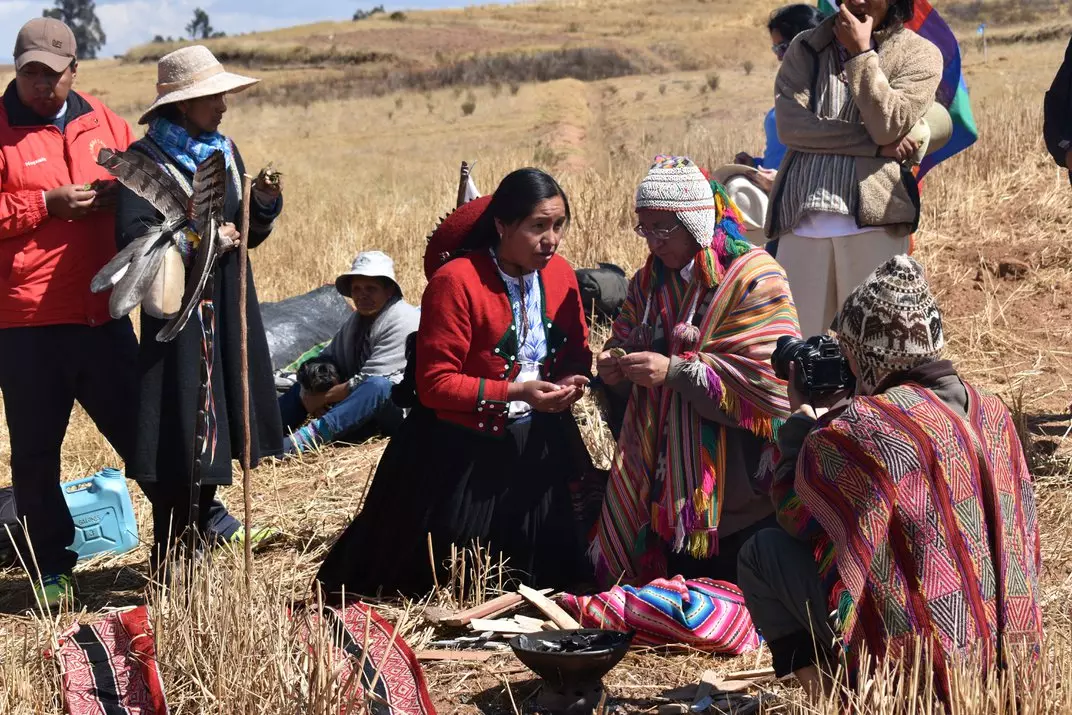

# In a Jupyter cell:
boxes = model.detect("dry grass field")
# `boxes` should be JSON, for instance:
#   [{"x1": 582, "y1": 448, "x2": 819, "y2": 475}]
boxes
[{"x1": 1, "y1": 0, "x2": 1072, "y2": 712}]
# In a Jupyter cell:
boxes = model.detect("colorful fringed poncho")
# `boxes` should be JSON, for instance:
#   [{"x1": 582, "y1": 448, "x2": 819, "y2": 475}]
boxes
[
  {"x1": 589, "y1": 182, "x2": 799, "y2": 584},
  {"x1": 776, "y1": 381, "x2": 1044, "y2": 696}
]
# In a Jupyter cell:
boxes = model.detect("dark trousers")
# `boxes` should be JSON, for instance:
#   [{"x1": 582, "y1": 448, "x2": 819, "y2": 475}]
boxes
[
  {"x1": 665, "y1": 513, "x2": 779, "y2": 585},
  {"x1": 737, "y1": 528, "x2": 840, "y2": 677},
  {"x1": 0, "y1": 320, "x2": 139, "y2": 575}
]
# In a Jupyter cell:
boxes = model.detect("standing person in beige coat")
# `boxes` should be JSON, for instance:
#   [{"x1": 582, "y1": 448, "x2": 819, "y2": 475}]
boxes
[{"x1": 765, "y1": 0, "x2": 942, "y2": 338}]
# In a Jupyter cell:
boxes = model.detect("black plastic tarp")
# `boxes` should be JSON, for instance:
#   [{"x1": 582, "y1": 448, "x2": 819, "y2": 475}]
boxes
[{"x1": 260, "y1": 285, "x2": 354, "y2": 371}]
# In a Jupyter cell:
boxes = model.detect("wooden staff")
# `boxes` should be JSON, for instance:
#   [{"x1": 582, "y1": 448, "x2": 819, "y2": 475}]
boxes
[{"x1": 238, "y1": 173, "x2": 254, "y2": 591}]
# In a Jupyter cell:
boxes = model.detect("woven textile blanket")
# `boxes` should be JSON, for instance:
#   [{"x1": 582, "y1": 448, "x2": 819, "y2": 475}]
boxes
[
  {"x1": 52, "y1": 605, "x2": 168, "y2": 715},
  {"x1": 294, "y1": 602, "x2": 437, "y2": 715},
  {"x1": 559, "y1": 576, "x2": 760, "y2": 654}
]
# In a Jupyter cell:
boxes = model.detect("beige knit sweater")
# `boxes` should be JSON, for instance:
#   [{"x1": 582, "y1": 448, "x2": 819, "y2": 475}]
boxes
[{"x1": 765, "y1": 17, "x2": 943, "y2": 239}]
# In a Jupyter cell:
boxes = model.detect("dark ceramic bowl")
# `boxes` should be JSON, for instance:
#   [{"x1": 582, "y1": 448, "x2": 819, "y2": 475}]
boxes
[{"x1": 508, "y1": 629, "x2": 634, "y2": 689}]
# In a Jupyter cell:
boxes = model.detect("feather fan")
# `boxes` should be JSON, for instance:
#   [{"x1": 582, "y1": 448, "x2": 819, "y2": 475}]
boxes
[{"x1": 96, "y1": 147, "x2": 188, "y2": 221}]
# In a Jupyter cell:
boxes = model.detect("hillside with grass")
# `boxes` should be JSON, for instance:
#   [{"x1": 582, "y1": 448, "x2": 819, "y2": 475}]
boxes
[{"x1": 1, "y1": 0, "x2": 1071, "y2": 712}]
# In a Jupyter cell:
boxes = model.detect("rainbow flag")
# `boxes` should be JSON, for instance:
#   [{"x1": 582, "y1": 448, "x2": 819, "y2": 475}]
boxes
[{"x1": 817, "y1": 0, "x2": 978, "y2": 178}]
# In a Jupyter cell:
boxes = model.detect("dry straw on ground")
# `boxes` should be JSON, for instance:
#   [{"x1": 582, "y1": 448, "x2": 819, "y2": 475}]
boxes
[{"x1": 1, "y1": 0, "x2": 1071, "y2": 711}]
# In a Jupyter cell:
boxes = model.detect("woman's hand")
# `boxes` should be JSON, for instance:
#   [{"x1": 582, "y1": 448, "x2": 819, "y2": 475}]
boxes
[
  {"x1": 512, "y1": 380, "x2": 576, "y2": 413},
  {"x1": 879, "y1": 135, "x2": 920, "y2": 162},
  {"x1": 596, "y1": 350, "x2": 626, "y2": 385},
  {"x1": 618, "y1": 351, "x2": 670, "y2": 388},
  {"x1": 253, "y1": 165, "x2": 283, "y2": 205},
  {"x1": 734, "y1": 152, "x2": 756, "y2": 167},
  {"x1": 755, "y1": 167, "x2": 777, "y2": 193},
  {"x1": 788, "y1": 364, "x2": 851, "y2": 418},
  {"x1": 217, "y1": 222, "x2": 242, "y2": 252},
  {"x1": 833, "y1": 4, "x2": 873, "y2": 57}
]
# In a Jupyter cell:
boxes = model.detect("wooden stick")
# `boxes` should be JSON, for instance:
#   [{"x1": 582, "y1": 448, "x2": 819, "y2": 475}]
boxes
[
  {"x1": 416, "y1": 649, "x2": 496, "y2": 663},
  {"x1": 238, "y1": 173, "x2": 253, "y2": 592},
  {"x1": 424, "y1": 589, "x2": 552, "y2": 627},
  {"x1": 724, "y1": 667, "x2": 775, "y2": 681},
  {"x1": 517, "y1": 584, "x2": 580, "y2": 630},
  {"x1": 468, "y1": 618, "x2": 541, "y2": 635}
]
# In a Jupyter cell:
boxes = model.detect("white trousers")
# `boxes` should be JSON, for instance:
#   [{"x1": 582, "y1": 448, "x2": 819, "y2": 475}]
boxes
[{"x1": 778, "y1": 229, "x2": 910, "y2": 338}]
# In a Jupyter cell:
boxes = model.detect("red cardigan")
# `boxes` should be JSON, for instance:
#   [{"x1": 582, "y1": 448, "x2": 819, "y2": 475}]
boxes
[{"x1": 416, "y1": 251, "x2": 591, "y2": 435}]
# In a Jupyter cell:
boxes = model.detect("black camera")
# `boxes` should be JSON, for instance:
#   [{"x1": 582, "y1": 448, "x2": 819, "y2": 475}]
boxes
[{"x1": 771, "y1": 335, "x2": 856, "y2": 397}]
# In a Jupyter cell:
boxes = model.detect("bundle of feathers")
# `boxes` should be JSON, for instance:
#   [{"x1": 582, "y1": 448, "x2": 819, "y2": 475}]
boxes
[{"x1": 90, "y1": 146, "x2": 230, "y2": 343}]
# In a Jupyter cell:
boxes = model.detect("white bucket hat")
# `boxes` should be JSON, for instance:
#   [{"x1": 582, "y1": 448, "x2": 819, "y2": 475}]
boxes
[
  {"x1": 138, "y1": 45, "x2": 259, "y2": 125},
  {"x1": 335, "y1": 251, "x2": 401, "y2": 297},
  {"x1": 711, "y1": 164, "x2": 769, "y2": 246}
]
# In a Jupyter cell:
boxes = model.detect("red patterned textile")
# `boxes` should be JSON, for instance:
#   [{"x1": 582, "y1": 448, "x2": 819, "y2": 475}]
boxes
[
  {"x1": 294, "y1": 602, "x2": 437, "y2": 715},
  {"x1": 52, "y1": 605, "x2": 169, "y2": 715}
]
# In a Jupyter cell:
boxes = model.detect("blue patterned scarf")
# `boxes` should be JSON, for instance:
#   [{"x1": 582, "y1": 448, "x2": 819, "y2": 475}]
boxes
[{"x1": 147, "y1": 117, "x2": 235, "y2": 174}]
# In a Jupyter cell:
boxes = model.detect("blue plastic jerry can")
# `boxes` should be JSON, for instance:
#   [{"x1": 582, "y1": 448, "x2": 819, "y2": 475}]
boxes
[{"x1": 63, "y1": 468, "x2": 140, "y2": 561}]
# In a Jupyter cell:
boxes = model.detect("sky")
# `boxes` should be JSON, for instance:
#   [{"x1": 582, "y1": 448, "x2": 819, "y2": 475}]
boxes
[{"x1": 0, "y1": 0, "x2": 493, "y2": 60}]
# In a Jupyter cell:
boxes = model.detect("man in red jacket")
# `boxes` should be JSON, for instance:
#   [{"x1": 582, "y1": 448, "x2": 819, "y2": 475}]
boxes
[{"x1": 0, "y1": 18, "x2": 140, "y2": 606}]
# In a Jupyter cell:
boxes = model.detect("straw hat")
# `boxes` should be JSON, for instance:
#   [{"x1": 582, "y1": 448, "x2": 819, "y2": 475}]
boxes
[
  {"x1": 711, "y1": 164, "x2": 768, "y2": 245},
  {"x1": 138, "y1": 45, "x2": 259, "y2": 125}
]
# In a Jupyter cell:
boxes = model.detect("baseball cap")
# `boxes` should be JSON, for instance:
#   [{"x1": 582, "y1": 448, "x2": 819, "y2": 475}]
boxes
[{"x1": 14, "y1": 18, "x2": 77, "y2": 73}]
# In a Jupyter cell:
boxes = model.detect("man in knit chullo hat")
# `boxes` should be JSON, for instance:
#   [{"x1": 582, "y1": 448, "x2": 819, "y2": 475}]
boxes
[
  {"x1": 591, "y1": 156, "x2": 800, "y2": 587},
  {"x1": 737, "y1": 255, "x2": 1044, "y2": 701}
]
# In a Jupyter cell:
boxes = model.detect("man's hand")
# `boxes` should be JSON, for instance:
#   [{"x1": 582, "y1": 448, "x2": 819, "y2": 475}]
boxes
[
  {"x1": 45, "y1": 184, "x2": 96, "y2": 220},
  {"x1": 324, "y1": 381, "x2": 352, "y2": 406},
  {"x1": 300, "y1": 387, "x2": 330, "y2": 416},
  {"x1": 833, "y1": 4, "x2": 873, "y2": 57},
  {"x1": 619, "y1": 351, "x2": 671, "y2": 388},
  {"x1": 788, "y1": 364, "x2": 852, "y2": 418},
  {"x1": 89, "y1": 179, "x2": 119, "y2": 211},
  {"x1": 596, "y1": 349, "x2": 626, "y2": 385},
  {"x1": 879, "y1": 135, "x2": 920, "y2": 162}
]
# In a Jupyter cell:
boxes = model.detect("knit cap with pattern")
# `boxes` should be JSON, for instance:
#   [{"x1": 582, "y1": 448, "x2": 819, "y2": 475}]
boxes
[
  {"x1": 635, "y1": 155, "x2": 716, "y2": 248},
  {"x1": 834, "y1": 254, "x2": 945, "y2": 390}
]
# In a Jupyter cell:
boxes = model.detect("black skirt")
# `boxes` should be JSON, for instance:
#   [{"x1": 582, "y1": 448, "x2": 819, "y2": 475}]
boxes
[{"x1": 315, "y1": 406, "x2": 594, "y2": 598}]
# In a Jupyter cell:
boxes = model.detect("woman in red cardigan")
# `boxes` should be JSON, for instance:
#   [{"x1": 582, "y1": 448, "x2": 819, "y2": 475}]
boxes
[{"x1": 316, "y1": 169, "x2": 595, "y2": 597}]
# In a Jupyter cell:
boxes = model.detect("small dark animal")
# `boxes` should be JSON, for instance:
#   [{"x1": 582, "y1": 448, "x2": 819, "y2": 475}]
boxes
[{"x1": 296, "y1": 358, "x2": 342, "y2": 394}]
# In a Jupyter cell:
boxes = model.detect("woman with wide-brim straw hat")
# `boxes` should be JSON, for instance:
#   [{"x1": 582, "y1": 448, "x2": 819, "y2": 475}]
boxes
[{"x1": 115, "y1": 45, "x2": 284, "y2": 573}]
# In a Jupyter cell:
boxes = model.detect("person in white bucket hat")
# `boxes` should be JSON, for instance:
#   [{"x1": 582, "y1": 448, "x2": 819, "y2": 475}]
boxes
[
  {"x1": 115, "y1": 45, "x2": 286, "y2": 571},
  {"x1": 277, "y1": 250, "x2": 420, "y2": 454}
]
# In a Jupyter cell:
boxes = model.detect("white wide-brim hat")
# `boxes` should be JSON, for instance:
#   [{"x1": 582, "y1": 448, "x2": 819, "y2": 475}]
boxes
[
  {"x1": 711, "y1": 164, "x2": 769, "y2": 245},
  {"x1": 335, "y1": 250, "x2": 402, "y2": 297},
  {"x1": 138, "y1": 45, "x2": 259, "y2": 125}
]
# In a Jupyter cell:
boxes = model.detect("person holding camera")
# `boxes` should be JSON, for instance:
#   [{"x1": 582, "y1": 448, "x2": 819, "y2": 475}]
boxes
[
  {"x1": 765, "y1": 0, "x2": 942, "y2": 339},
  {"x1": 737, "y1": 256, "x2": 1043, "y2": 700},
  {"x1": 590, "y1": 156, "x2": 799, "y2": 587}
]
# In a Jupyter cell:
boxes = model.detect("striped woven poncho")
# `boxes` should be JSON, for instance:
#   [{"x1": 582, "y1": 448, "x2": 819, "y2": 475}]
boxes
[{"x1": 590, "y1": 187, "x2": 799, "y2": 585}]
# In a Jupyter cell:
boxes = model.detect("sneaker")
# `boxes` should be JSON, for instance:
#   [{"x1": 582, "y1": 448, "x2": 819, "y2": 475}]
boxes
[
  {"x1": 32, "y1": 572, "x2": 74, "y2": 610},
  {"x1": 224, "y1": 525, "x2": 282, "y2": 552}
]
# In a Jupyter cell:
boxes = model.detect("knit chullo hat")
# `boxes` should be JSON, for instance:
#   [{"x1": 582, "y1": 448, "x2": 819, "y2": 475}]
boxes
[
  {"x1": 833, "y1": 255, "x2": 945, "y2": 390},
  {"x1": 636, "y1": 156, "x2": 717, "y2": 248}
]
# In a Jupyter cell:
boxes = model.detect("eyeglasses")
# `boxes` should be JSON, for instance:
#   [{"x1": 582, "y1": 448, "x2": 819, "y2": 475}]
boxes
[
  {"x1": 772, "y1": 42, "x2": 789, "y2": 58},
  {"x1": 634, "y1": 223, "x2": 683, "y2": 241}
]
